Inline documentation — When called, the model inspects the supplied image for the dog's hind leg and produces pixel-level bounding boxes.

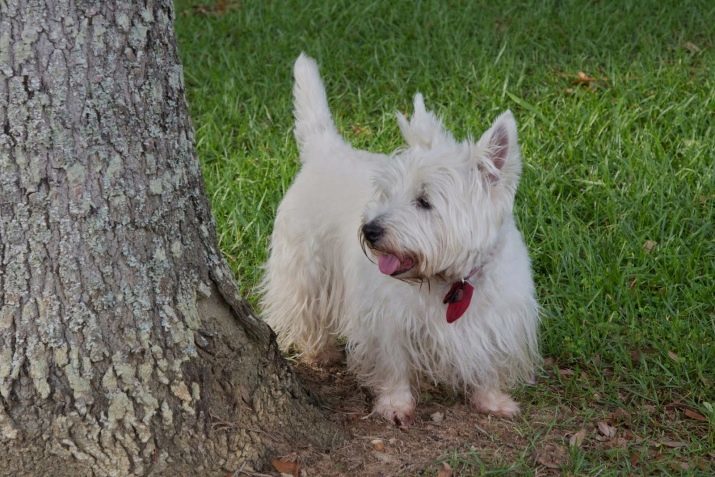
[260,231,343,366]
[470,388,520,418]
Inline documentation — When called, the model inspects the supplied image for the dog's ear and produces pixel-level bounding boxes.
[474,110,522,191]
[397,93,455,150]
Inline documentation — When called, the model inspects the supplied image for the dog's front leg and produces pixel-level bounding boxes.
[373,381,415,428]
[369,351,416,427]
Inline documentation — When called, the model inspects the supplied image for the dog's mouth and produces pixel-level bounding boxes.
[376,253,415,276]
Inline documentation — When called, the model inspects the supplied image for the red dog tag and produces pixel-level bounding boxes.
[443,281,475,323]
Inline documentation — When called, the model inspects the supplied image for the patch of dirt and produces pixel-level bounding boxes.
[256,356,715,476]
[270,361,550,476]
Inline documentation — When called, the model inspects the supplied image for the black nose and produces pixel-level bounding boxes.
[362,221,384,245]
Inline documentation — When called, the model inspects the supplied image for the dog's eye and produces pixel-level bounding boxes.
[415,195,432,210]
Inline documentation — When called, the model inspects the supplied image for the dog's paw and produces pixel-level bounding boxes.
[373,391,416,428]
[470,389,520,418]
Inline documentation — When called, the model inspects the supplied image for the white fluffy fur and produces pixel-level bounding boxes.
[261,53,540,426]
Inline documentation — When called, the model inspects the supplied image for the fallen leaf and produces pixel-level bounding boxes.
[431,411,444,423]
[667,351,681,362]
[621,429,641,443]
[643,240,657,253]
[575,71,596,86]
[373,451,397,464]
[214,0,229,13]
[684,408,707,422]
[351,124,370,136]
[272,457,300,477]
[370,438,385,451]
[569,429,587,447]
[684,42,701,53]
[660,439,687,448]
[606,437,629,449]
[610,408,631,422]
[190,0,240,16]
[630,452,640,466]
[437,462,453,477]
[534,443,568,469]
[559,368,575,376]
[597,421,617,439]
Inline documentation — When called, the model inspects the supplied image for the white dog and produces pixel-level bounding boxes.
[261,54,539,426]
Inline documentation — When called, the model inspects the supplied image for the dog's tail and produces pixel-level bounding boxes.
[293,53,339,154]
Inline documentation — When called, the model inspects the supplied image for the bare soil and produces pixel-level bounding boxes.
[257,358,713,477]
[264,360,556,477]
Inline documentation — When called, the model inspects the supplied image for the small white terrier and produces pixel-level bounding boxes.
[262,54,539,426]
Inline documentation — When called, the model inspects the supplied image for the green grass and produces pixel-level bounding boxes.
[176,0,714,473]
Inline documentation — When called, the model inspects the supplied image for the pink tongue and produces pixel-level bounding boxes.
[378,254,401,275]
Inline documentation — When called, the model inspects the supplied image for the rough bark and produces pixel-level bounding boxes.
[0,1,340,475]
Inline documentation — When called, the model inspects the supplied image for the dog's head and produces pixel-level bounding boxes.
[361,94,522,281]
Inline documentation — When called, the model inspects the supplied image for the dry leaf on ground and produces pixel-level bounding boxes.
[684,42,701,53]
[597,421,617,438]
[351,125,371,136]
[190,0,240,16]
[609,408,631,422]
[534,443,568,469]
[643,240,657,253]
[575,71,597,86]
[272,457,300,477]
[437,462,453,477]
[660,439,687,448]
[605,437,629,449]
[569,429,587,447]
[373,451,398,464]
[371,438,385,451]
[667,351,681,362]
[684,408,707,422]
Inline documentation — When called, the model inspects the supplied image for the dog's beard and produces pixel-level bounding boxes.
[358,229,486,289]
[358,230,433,285]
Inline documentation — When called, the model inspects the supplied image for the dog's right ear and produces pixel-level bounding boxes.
[397,94,455,150]
[474,110,522,194]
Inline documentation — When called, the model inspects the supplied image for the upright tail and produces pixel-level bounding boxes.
[292,53,339,153]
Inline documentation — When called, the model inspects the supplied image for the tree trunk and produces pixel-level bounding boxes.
[0,1,340,475]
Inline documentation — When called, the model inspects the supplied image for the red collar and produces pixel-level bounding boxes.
[442,268,479,323]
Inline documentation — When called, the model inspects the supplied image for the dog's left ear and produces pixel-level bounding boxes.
[397,93,455,150]
[474,110,522,192]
